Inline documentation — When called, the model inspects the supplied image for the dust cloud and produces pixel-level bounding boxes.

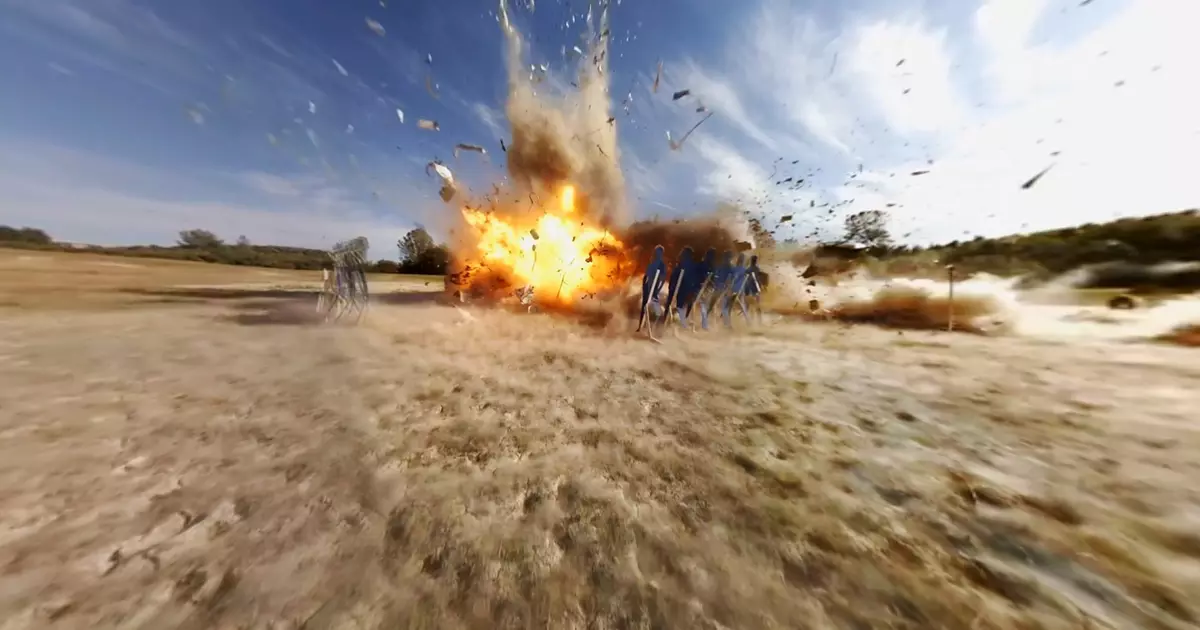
[497,0,626,227]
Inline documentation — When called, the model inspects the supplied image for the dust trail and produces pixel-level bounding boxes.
[498,0,626,227]
[765,261,1200,342]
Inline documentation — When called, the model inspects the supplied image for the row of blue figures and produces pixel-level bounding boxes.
[639,245,763,331]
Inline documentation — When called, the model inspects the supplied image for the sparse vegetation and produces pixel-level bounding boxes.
[0,226,451,275]
[868,209,1200,287]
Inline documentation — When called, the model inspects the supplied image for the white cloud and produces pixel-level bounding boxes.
[647,0,1200,244]
[845,20,965,137]
[471,102,507,138]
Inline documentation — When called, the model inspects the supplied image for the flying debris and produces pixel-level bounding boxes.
[308,101,317,114]
[426,161,457,201]
[417,119,440,131]
[426,161,454,184]
[667,111,715,151]
[345,124,355,134]
[779,215,793,223]
[672,89,690,101]
[653,60,662,93]
[396,108,405,123]
[332,58,349,76]
[1021,164,1055,190]
[453,143,487,158]
[426,53,433,65]
[911,170,930,176]
[365,18,386,36]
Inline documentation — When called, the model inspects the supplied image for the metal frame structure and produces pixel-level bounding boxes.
[316,237,370,324]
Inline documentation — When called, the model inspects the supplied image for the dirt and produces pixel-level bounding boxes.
[2,253,1199,629]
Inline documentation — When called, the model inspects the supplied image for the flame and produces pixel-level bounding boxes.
[457,185,628,304]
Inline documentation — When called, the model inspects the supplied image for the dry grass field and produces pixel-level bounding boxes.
[2,248,1199,630]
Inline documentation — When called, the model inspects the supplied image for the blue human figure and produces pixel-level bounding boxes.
[742,254,764,324]
[689,248,717,330]
[710,251,735,328]
[726,253,748,325]
[637,245,667,331]
[665,246,694,327]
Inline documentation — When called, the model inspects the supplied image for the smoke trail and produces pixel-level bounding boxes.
[497,0,627,227]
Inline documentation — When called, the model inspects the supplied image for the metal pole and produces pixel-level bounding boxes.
[946,264,956,332]
[637,269,660,333]
[664,269,684,326]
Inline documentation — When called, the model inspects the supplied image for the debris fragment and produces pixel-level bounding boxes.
[365,18,386,36]
[417,119,440,131]
[308,101,317,114]
[345,124,355,134]
[667,111,714,150]
[910,170,929,176]
[426,161,454,183]
[396,108,405,123]
[1021,164,1055,190]
[653,60,662,93]
[672,89,690,101]
[332,58,349,76]
[529,228,540,240]
[453,143,487,158]
[426,53,433,65]
[779,215,793,223]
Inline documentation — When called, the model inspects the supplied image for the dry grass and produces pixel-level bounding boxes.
[0,247,436,311]
[1156,323,1200,347]
[2,254,1199,629]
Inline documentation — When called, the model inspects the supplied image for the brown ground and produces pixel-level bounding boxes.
[2,249,1199,630]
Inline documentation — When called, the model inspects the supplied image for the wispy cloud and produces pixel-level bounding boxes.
[0,142,418,258]
[636,0,1199,244]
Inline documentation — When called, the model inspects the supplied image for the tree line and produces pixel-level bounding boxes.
[0,226,451,275]
[6,207,1200,285]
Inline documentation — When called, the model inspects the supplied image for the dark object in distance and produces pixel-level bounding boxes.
[1107,294,1138,310]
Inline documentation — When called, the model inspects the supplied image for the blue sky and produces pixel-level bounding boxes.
[1,0,1196,258]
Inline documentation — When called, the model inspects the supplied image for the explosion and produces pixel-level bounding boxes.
[443,0,639,307]
[457,185,629,304]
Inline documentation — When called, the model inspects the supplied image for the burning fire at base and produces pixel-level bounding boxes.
[449,185,632,306]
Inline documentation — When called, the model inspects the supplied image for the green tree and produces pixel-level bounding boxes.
[372,260,401,274]
[412,245,450,274]
[842,210,892,248]
[177,229,224,249]
[0,226,52,244]
[398,228,437,266]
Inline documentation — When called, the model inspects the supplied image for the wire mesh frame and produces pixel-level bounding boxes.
[316,237,370,324]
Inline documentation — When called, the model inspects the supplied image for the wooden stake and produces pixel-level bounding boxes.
[947,264,956,332]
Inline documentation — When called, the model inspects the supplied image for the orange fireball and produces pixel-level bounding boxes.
[457,185,628,304]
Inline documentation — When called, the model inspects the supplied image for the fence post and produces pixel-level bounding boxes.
[946,264,956,332]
